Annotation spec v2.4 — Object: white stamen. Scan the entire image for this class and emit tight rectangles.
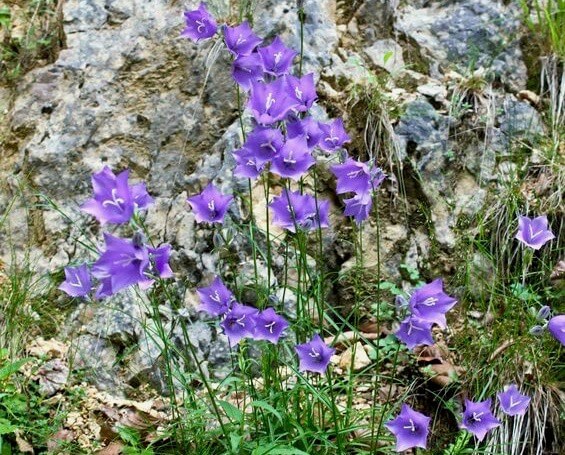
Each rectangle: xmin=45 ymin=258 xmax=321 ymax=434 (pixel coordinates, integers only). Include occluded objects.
xmin=421 ymin=296 xmax=439 ymax=306
xmin=208 ymin=200 xmax=216 ymax=212
xmin=102 ymin=188 xmax=125 ymax=209
xmin=196 ymin=20 xmax=205 ymax=33
xmin=209 ymin=290 xmax=221 ymax=303
xmin=265 ymin=92 xmax=276 ymax=111
xmin=403 ymin=418 xmax=416 ymax=432
xmin=509 ymin=397 xmax=521 ymax=408
xmin=260 ymin=141 xmax=277 ymax=153
xmin=528 ymin=224 xmax=543 ymax=239
xmin=308 ymin=348 xmax=321 ymax=359
xmin=236 ymin=314 xmax=246 ymax=327
xmin=294 ymin=87 xmax=303 ymax=100
xmin=69 ymin=273 xmax=83 ymax=288
xmin=273 ymin=51 xmax=283 ymax=64
xmin=472 ymin=412 xmax=484 ymax=422
xmin=265 ymin=321 xmax=276 ymax=334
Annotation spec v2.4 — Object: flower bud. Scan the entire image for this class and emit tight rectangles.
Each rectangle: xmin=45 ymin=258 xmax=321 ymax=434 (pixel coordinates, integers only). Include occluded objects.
xmin=529 ymin=325 xmax=545 ymax=336
xmin=536 ymin=305 xmax=551 ymax=321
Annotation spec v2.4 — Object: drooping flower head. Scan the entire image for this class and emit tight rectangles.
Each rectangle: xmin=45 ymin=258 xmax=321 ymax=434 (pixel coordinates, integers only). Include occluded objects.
xmin=148 ymin=244 xmax=174 ymax=279
xmin=187 ymin=183 xmax=233 ymax=224
xmin=232 ymin=53 xmax=264 ymax=90
xmin=515 ymin=215 xmax=555 ymax=250
xmin=197 ymin=276 xmax=235 ymax=316
xmin=460 ymin=399 xmax=501 ymax=442
xmin=59 ymin=264 xmax=92 ymax=298
xmin=295 ymin=334 xmax=335 ymax=374
xmin=224 ymin=21 xmax=262 ymax=56
xmin=497 ymin=384 xmax=531 ymax=417
xmin=220 ymin=302 xmax=258 ymax=346
xmin=409 ymin=279 xmax=457 ymax=328
xmin=248 ymin=79 xmax=298 ymax=125
xmin=270 ymin=136 xmax=315 ymax=180
xmin=343 ymin=192 xmax=373 ymax=225
xmin=91 ymin=233 xmax=151 ymax=298
xmin=181 ymin=2 xmax=218 ymax=42
xmin=258 ymin=36 xmax=297 ymax=76
xmin=318 ymin=118 xmax=351 ymax=152
xmin=395 ymin=316 xmax=434 ymax=350
xmin=284 ymin=73 xmax=317 ymax=112
xmin=269 ymin=189 xmax=329 ymax=233
xmin=548 ymin=315 xmax=565 ymax=346
xmin=81 ymin=167 xmax=153 ymax=225
xmin=252 ymin=308 xmax=289 ymax=344
xmin=385 ymin=404 xmax=431 ymax=452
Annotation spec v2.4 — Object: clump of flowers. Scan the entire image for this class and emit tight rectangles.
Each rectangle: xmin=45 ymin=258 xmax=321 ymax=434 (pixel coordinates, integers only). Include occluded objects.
xmin=59 ymin=167 xmax=173 ymax=299
xmin=394 ymin=279 xmax=457 ymax=349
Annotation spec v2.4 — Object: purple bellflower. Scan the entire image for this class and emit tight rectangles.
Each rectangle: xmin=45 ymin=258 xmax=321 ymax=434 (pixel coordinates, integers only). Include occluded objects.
xmin=395 ymin=316 xmax=434 ymax=350
xmin=331 ymin=158 xmax=373 ymax=195
xmin=59 ymin=264 xmax=92 ymax=298
xmin=343 ymin=192 xmax=373 ymax=225
xmin=221 ymin=302 xmax=258 ymax=346
xmin=181 ymin=2 xmax=218 ymax=41
xmin=81 ymin=167 xmax=152 ymax=225
xmin=224 ymin=21 xmax=262 ymax=56
xmin=269 ymin=189 xmax=329 ymax=233
xmin=232 ymin=53 xmax=264 ymax=90
xmin=258 ymin=36 xmax=297 ymax=77
xmin=91 ymin=233 xmax=150 ymax=298
xmin=187 ymin=183 xmax=233 ymax=224
xmin=461 ymin=399 xmax=501 ymax=442
xmin=252 ymin=308 xmax=289 ymax=344
xmin=248 ymin=79 xmax=298 ymax=125
xmin=197 ymin=276 xmax=235 ymax=316
xmin=318 ymin=118 xmax=351 ymax=152
xmin=242 ymin=126 xmax=284 ymax=164
xmin=409 ymin=279 xmax=457 ymax=329
xmin=385 ymin=404 xmax=431 ymax=452
xmin=284 ymin=73 xmax=317 ymax=112
xmin=497 ymin=384 xmax=530 ymax=417
xmin=287 ymin=117 xmax=322 ymax=150
xmin=270 ymin=136 xmax=315 ymax=180
xmin=233 ymin=147 xmax=266 ymax=179
xmin=548 ymin=315 xmax=565 ymax=346
xmin=295 ymin=334 xmax=335 ymax=374
xmin=515 ymin=215 xmax=555 ymax=250
xmin=148 ymin=244 xmax=174 ymax=280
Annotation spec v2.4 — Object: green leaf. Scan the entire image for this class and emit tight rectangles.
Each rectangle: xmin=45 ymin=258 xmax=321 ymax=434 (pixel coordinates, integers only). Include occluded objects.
xmin=0 ymin=419 xmax=17 ymax=436
xmin=218 ymin=400 xmax=243 ymax=423
xmin=230 ymin=433 xmax=242 ymax=452
xmin=383 ymin=50 xmax=393 ymax=64
xmin=248 ymin=400 xmax=282 ymax=422
xmin=252 ymin=444 xmax=310 ymax=455
xmin=0 ymin=359 xmax=29 ymax=381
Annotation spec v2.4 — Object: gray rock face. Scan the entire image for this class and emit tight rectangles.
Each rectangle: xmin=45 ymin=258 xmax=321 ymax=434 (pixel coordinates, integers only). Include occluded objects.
xmin=396 ymin=0 xmax=527 ymax=90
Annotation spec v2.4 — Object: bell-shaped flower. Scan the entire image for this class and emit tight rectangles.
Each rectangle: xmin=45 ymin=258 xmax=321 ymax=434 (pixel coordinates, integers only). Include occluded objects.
xmin=233 ymin=147 xmax=266 ymax=179
xmin=497 ymin=384 xmax=530 ymax=417
xmin=295 ymin=334 xmax=335 ymax=374
xmin=258 ymin=36 xmax=297 ymax=76
xmin=548 ymin=315 xmax=565 ymax=346
xmin=242 ymin=126 xmax=284 ymax=164
xmin=91 ymin=233 xmax=151 ymax=298
xmin=343 ymin=192 xmax=373 ymax=225
xmin=331 ymin=158 xmax=372 ymax=195
xmin=515 ymin=215 xmax=555 ymax=250
xmin=197 ymin=276 xmax=235 ymax=316
xmin=221 ymin=302 xmax=258 ymax=346
xmin=232 ymin=53 xmax=264 ymax=90
xmin=252 ymin=308 xmax=289 ymax=344
xmin=287 ymin=116 xmax=322 ymax=149
xmin=318 ymin=118 xmax=351 ymax=152
xmin=248 ymin=79 xmax=298 ymax=125
xmin=269 ymin=189 xmax=329 ymax=233
xmin=187 ymin=183 xmax=233 ymax=224
xmin=395 ymin=315 xmax=434 ymax=350
xmin=409 ymin=279 xmax=457 ymax=329
xmin=284 ymin=73 xmax=317 ymax=112
xmin=270 ymin=136 xmax=315 ymax=180
xmin=147 ymin=245 xmax=174 ymax=280
xmin=82 ymin=167 xmax=142 ymax=225
xmin=181 ymin=2 xmax=218 ymax=42
xmin=385 ymin=404 xmax=431 ymax=452
xmin=59 ymin=264 xmax=92 ymax=298
xmin=224 ymin=21 xmax=262 ymax=56
xmin=460 ymin=399 xmax=500 ymax=441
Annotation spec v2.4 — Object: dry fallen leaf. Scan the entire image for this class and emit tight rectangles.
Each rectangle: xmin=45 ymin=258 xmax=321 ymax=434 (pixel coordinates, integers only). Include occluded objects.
xmin=96 ymin=442 xmax=124 ymax=455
